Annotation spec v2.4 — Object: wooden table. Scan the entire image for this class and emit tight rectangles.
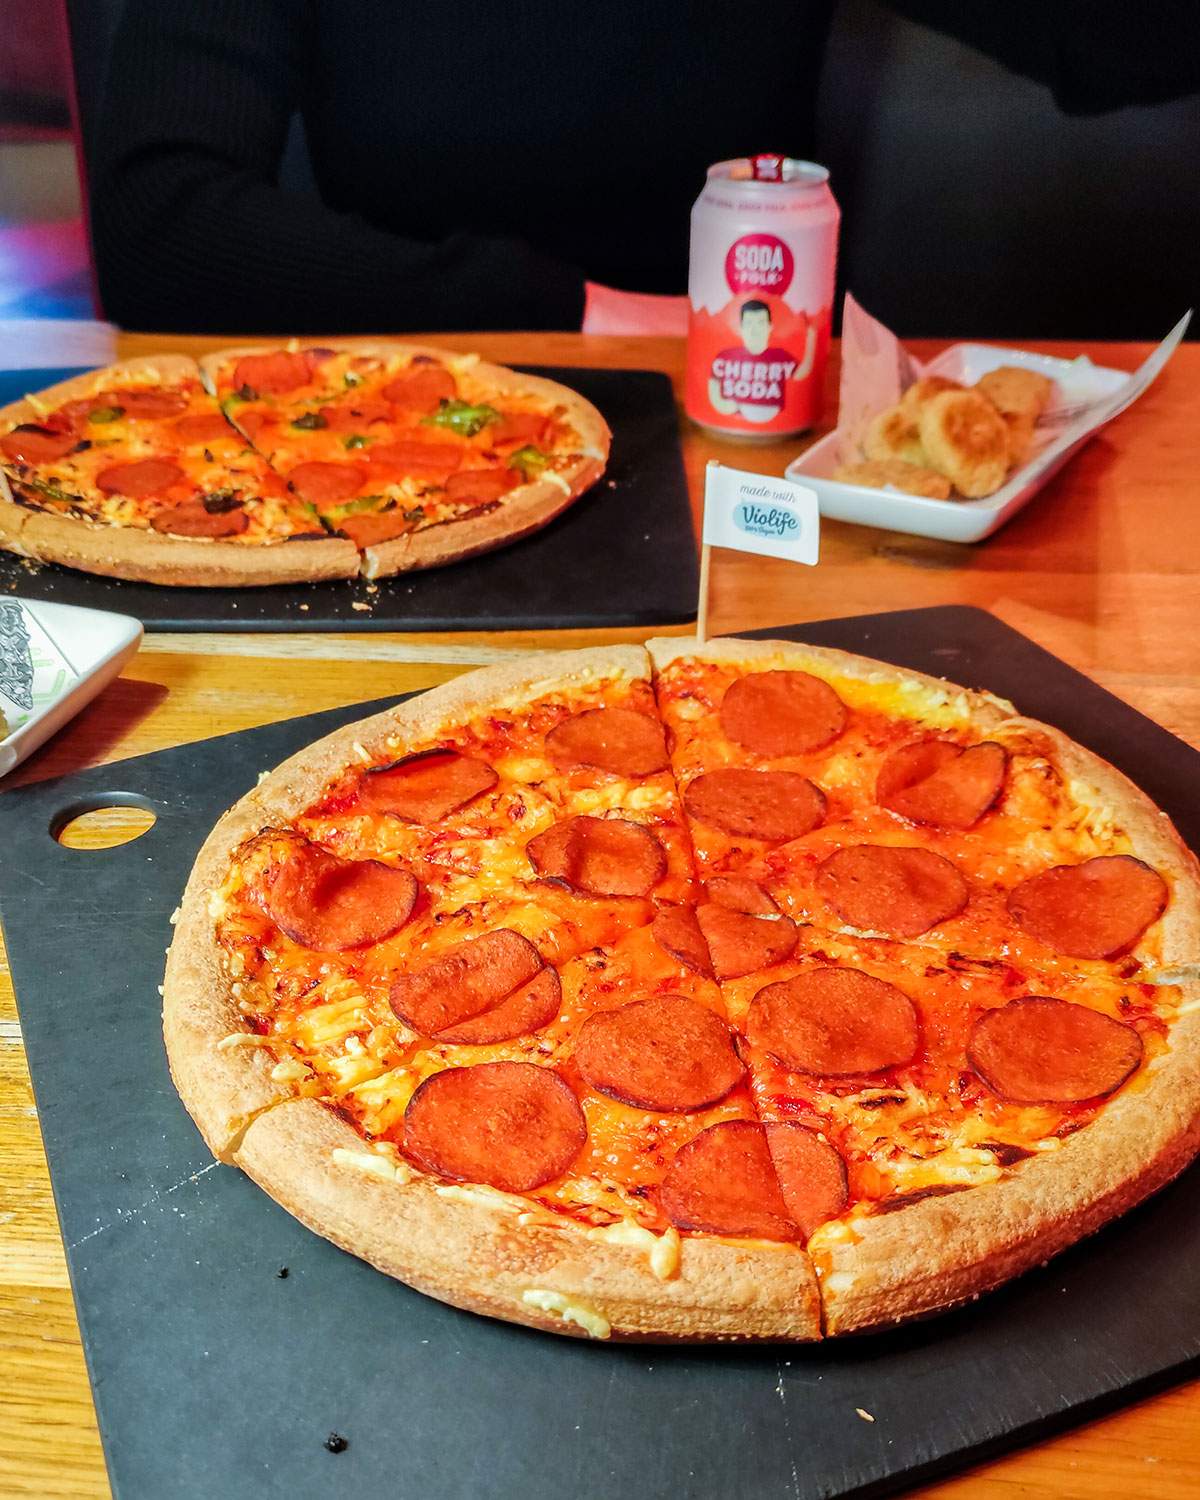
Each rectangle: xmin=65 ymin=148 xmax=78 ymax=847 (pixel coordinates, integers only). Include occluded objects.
xmin=2 ymin=332 xmax=1198 ymax=1497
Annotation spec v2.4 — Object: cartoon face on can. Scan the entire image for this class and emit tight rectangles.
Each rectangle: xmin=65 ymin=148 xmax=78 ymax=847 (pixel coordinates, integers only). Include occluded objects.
xmin=706 ymin=298 xmax=817 ymax=426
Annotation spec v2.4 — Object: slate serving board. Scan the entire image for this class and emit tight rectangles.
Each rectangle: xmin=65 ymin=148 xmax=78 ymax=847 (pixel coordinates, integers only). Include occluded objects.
xmin=0 ymin=366 xmax=698 ymax=632
xmin=2 ymin=605 xmax=1199 ymax=1500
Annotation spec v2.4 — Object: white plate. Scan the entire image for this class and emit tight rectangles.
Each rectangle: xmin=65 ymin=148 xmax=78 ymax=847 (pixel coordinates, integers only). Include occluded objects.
xmin=0 ymin=599 xmax=142 ymax=779
xmin=785 ymin=343 xmax=1131 ymax=543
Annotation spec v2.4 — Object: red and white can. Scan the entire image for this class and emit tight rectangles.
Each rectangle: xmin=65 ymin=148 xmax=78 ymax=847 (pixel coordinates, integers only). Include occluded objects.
xmin=685 ymin=155 xmax=839 ymax=440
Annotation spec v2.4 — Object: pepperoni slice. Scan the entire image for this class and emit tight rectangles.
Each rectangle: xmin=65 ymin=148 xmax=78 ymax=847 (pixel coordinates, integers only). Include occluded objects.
xmin=318 ymin=402 xmax=394 ymax=432
xmin=337 ymin=512 xmax=411 ymax=548
xmin=705 ymin=876 xmax=778 ymax=915
xmin=389 ymin=929 xmax=544 ymax=1036
xmin=151 ymin=499 xmax=248 ymax=538
xmin=574 ymin=993 xmax=743 ymax=1112
xmin=545 ymin=707 xmax=669 ymax=778
xmin=173 ymin=412 xmax=233 ymax=444
xmin=233 ymin=351 xmax=314 ymax=395
xmin=968 ymin=996 xmax=1143 ymax=1103
xmin=764 ymin=1122 xmax=849 ymax=1238
xmin=816 ymin=844 xmax=968 ymax=938
xmin=683 ymin=769 xmax=826 ymax=841
xmin=651 ymin=905 xmax=714 ymax=978
xmin=659 ymin=1121 xmax=799 ymax=1241
xmin=444 ymin=468 xmax=519 ymax=506
xmin=382 ymin=365 xmax=457 ymax=412
xmin=0 ymin=424 xmax=79 ymax=463
xmin=235 ymin=409 xmax=271 ymax=440
xmin=747 ymin=967 xmax=920 ymax=1076
xmin=527 ymin=815 xmax=666 ymax=897
xmin=490 ymin=411 xmax=548 ymax=446
xmin=368 ymin=438 xmax=463 ymax=475
xmin=48 ymin=397 xmax=100 ymax=432
xmin=359 ymin=750 xmax=497 ymax=824
xmin=403 ymin=1061 xmax=586 ymax=1192
xmin=262 ymin=839 xmax=417 ymax=952
xmin=106 ymin=387 xmax=190 ymax=419
xmin=878 ymin=740 xmax=1007 ymax=830
xmin=286 ymin=461 xmax=365 ymax=505
xmin=1007 ymin=855 xmax=1168 ymax=959
xmin=720 ymin=670 xmax=847 ymax=757
xmin=96 ymin=458 xmax=186 ymax=498
xmin=696 ymin=903 xmax=798 ymax=980
xmin=433 ymin=966 xmax=562 ymax=1046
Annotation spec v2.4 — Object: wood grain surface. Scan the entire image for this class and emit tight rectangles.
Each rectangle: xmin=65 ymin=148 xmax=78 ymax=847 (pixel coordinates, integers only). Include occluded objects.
xmin=1 ymin=331 xmax=1198 ymax=1498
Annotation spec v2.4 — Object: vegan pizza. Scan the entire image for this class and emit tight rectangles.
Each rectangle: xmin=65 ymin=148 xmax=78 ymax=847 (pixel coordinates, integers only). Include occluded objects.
xmin=163 ymin=638 xmax=1200 ymax=1341
xmin=0 ymin=343 xmax=609 ymax=586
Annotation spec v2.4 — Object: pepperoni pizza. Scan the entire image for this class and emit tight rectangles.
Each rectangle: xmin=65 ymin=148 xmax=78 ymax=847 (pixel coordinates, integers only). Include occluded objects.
xmin=163 ymin=639 xmax=1200 ymax=1340
xmin=0 ymin=344 xmax=608 ymax=586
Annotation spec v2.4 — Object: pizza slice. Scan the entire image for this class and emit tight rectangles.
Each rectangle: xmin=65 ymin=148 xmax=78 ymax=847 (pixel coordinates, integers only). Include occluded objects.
xmin=175 ymin=649 xmax=693 ymax=1146
xmin=722 ymin=921 xmax=1198 ymax=1333
xmin=649 ymin=636 xmax=1197 ymax=980
xmin=0 ymin=356 xmax=357 ymax=584
xmin=201 ymin=341 xmax=610 ymax=579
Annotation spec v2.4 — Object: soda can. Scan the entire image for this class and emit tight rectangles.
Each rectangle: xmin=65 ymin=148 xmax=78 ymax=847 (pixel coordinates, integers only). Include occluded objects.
xmin=685 ymin=155 xmax=839 ymax=441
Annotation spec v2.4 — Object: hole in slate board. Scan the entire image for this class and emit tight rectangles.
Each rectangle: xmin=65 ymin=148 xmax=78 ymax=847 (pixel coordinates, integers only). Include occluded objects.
xmin=51 ymin=794 xmax=158 ymax=850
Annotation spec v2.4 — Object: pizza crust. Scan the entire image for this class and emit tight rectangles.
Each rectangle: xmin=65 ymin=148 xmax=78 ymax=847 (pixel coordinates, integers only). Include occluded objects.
xmin=10 ymin=503 xmax=360 ymax=587
xmin=811 ymin=993 xmax=1200 ymax=1333
xmin=235 ymin=1097 xmax=822 ymax=1341
xmin=646 ymin=634 xmax=1016 ymax=726
xmin=163 ymin=795 xmax=297 ymax=1159
xmin=363 ymin=455 xmax=606 ymax=579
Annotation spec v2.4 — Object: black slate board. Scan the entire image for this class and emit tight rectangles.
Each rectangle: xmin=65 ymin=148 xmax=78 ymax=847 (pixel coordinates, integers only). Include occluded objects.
xmin=2 ymin=605 xmax=1199 ymax=1500
xmin=0 ymin=366 xmax=698 ymax=632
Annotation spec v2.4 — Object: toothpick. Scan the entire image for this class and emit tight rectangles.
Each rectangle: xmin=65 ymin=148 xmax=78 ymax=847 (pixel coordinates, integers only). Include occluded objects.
xmin=695 ymin=541 xmax=713 ymax=644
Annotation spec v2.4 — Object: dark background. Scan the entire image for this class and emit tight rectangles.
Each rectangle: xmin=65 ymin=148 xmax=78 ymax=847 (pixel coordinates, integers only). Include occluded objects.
xmin=1 ymin=1 xmax=1197 ymax=337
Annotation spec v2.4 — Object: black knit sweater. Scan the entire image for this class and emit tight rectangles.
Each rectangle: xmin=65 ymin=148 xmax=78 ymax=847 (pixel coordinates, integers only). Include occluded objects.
xmin=90 ymin=1 xmax=1199 ymax=333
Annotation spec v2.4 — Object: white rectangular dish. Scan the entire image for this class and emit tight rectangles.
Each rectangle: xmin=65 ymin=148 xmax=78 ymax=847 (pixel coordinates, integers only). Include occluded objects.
xmin=0 ymin=599 xmax=142 ymax=779
xmin=786 ymin=342 xmax=1131 ymax=544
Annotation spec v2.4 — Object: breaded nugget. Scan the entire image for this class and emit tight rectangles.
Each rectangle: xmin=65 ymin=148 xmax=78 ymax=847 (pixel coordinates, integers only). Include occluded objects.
xmin=862 ymin=403 xmax=927 ymax=466
xmin=918 ymin=390 xmax=1010 ymax=498
xmin=975 ymin=365 xmax=1054 ymax=418
xmin=1002 ymin=409 xmax=1037 ymax=468
xmin=833 ymin=459 xmax=953 ymax=500
xmin=899 ymin=375 xmax=964 ymax=415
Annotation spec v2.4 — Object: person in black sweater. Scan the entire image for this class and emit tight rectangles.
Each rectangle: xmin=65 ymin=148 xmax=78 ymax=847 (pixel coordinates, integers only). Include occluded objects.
xmin=91 ymin=1 xmax=1199 ymax=334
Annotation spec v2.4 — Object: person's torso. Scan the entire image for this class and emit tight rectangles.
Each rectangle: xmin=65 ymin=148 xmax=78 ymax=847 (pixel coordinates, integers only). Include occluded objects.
xmin=302 ymin=0 xmax=833 ymax=291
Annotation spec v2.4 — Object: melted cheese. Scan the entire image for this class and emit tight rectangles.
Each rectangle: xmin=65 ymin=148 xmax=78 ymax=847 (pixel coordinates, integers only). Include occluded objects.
xmin=216 ymin=1031 xmax=272 ymax=1052
xmin=521 ymin=1289 xmax=611 ymax=1339
xmin=586 ymin=1221 xmax=681 ymax=1280
xmin=880 ymin=1146 xmax=1003 ymax=1189
xmin=292 ymin=994 xmax=371 ymax=1048
xmin=270 ymin=1058 xmax=311 ymax=1084
xmin=434 ymin=1184 xmax=524 ymax=1213
xmin=331 ymin=1148 xmax=411 ymax=1184
xmin=569 ymin=783 xmax=666 ymax=815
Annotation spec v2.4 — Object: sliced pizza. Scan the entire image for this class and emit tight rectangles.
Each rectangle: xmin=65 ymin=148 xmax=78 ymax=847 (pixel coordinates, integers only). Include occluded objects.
xmin=0 ymin=356 xmax=356 ymax=584
xmin=1 ymin=342 xmax=610 ymax=586
xmin=164 ymin=639 xmax=1200 ymax=1342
